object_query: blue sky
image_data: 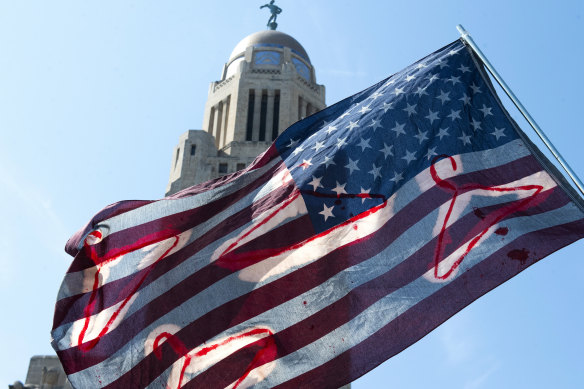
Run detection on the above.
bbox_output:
[1,1,583,387]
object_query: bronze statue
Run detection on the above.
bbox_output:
[260,0,282,30]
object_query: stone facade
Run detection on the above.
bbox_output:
[11,355,350,388]
[166,30,326,195]
[9,356,72,389]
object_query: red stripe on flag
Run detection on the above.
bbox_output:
[181,187,572,389]
[53,178,299,329]
[272,217,584,389]
[56,156,549,377]
[92,176,562,387]
[67,162,285,273]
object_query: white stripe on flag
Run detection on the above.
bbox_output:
[226,201,583,389]
[147,169,558,387]
[56,165,292,302]
[57,139,530,303]
[65,141,545,387]
[82,158,281,242]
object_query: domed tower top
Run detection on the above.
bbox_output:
[201,27,324,156]
[166,23,326,195]
[222,29,316,85]
[229,30,310,64]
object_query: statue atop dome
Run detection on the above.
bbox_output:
[260,0,282,30]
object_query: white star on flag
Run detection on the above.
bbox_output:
[319,204,334,221]
[403,103,417,116]
[345,158,360,175]
[368,164,382,180]
[459,132,472,145]
[390,121,406,137]
[359,187,371,203]
[402,149,416,164]
[380,143,394,159]
[331,181,347,196]
[346,120,360,131]
[426,109,440,124]
[308,175,323,191]
[491,127,506,140]
[369,118,383,131]
[357,138,372,151]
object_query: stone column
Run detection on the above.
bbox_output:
[218,99,229,149]
[265,90,275,141]
[278,89,292,135]
[222,96,231,146]
[214,102,223,148]
[300,98,307,120]
[298,96,304,121]
[207,107,215,134]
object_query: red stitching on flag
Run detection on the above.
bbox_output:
[430,155,544,280]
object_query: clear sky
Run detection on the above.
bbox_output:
[1,1,583,387]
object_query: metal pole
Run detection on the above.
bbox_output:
[456,24,584,198]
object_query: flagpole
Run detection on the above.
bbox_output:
[456,24,584,198]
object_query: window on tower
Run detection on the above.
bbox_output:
[246,90,255,141]
[254,51,281,65]
[259,90,268,141]
[292,57,311,81]
[272,90,280,140]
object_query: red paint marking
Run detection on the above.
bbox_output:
[217,190,301,261]
[154,332,191,389]
[353,224,358,230]
[216,193,389,270]
[281,170,291,186]
[495,227,509,236]
[215,182,390,270]
[85,230,103,245]
[302,189,386,201]
[507,248,530,265]
[153,328,275,389]
[473,207,486,219]
[430,155,544,280]
[77,235,180,352]
[232,330,276,389]
[83,225,182,268]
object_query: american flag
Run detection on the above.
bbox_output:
[52,39,584,388]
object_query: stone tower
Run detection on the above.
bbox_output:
[166,29,326,195]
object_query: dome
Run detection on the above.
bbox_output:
[229,30,310,64]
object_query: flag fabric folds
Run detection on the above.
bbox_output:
[52,39,584,389]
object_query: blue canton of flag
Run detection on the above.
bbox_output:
[276,40,518,234]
